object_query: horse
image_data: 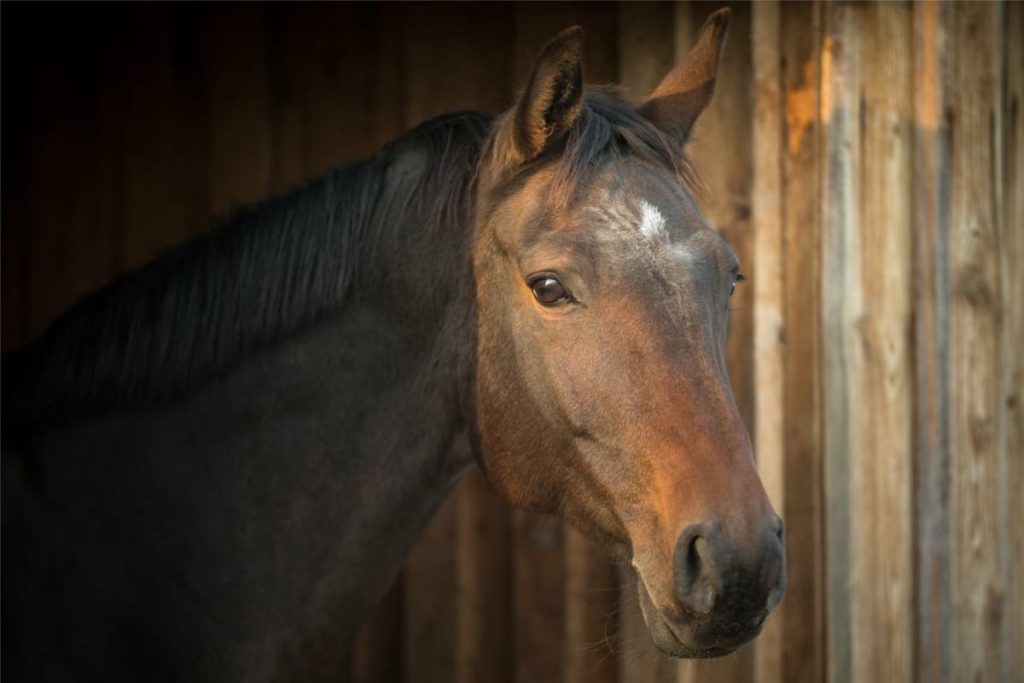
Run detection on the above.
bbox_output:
[2,9,784,681]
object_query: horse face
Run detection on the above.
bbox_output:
[471,11,784,657]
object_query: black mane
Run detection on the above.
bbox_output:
[3,86,693,437]
[3,111,492,436]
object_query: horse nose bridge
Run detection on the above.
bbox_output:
[647,420,774,552]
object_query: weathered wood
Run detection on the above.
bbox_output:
[947,3,1010,682]
[820,8,857,681]
[405,495,459,683]
[455,469,512,683]
[912,2,952,681]
[823,5,916,682]
[750,2,786,682]
[120,4,210,268]
[200,5,273,214]
[564,529,618,683]
[1002,6,1024,681]
[851,4,915,680]
[353,580,404,683]
[18,7,125,339]
[616,2,675,101]
[513,3,619,88]
[616,568,675,683]
[512,511,566,683]
[779,3,826,682]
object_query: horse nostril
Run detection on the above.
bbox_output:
[673,523,717,616]
[770,516,784,542]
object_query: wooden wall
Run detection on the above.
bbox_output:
[2,2,1020,682]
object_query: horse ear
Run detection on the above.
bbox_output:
[638,8,731,143]
[509,26,585,163]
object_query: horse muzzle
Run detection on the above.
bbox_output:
[634,516,786,658]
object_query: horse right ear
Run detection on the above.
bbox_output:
[502,26,585,165]
[638,8,731,144]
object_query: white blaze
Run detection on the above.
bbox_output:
[638,199,666,239]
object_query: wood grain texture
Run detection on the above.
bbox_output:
[200,4,273,214]
[779,3,826,682]
[823,4,916,681]
[750,3,786,683]
[455,470,512,683]
[850,5,914,680]
[947,4,1010,682]
[820,5,856,681]
[564,529,618,683]
[1002,6,1024,681]
[512,511,566,683]
[119,4,210,269]
[912,2,952,681]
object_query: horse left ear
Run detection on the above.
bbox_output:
[506,25,585,164]
[639,8,731,143]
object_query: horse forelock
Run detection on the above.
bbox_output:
[482,87,701,211]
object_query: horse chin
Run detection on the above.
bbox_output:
[634,572,765,659]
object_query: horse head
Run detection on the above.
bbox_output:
[471,9,785,657]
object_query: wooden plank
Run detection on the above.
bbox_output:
[849,4,914,680]
[911,2,952,681]
[353,579,404,683]
[616,2,675,101]
[750,3,786,683]
[405,495,459,683]
[119,4,210,268]
[1,157,27,350]
[947,3,1010,682]
[455,469,512,683]
[512,3,619,89]
[822,4,916,680]
[510,511,566,683]
[819,6,857,681]
[564,528,618,683]
[617,567,676,683]
[199,4,273,215]
[1002,5,1024,681]
[1,5,31,350]
[18,5,126,338]
[779,3,826,682]
[264,3,302,192]
[401,3,513,125]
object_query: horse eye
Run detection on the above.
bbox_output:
[529,275,571,306]
[730,273,746,297]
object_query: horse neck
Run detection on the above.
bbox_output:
[5,122,485,678]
